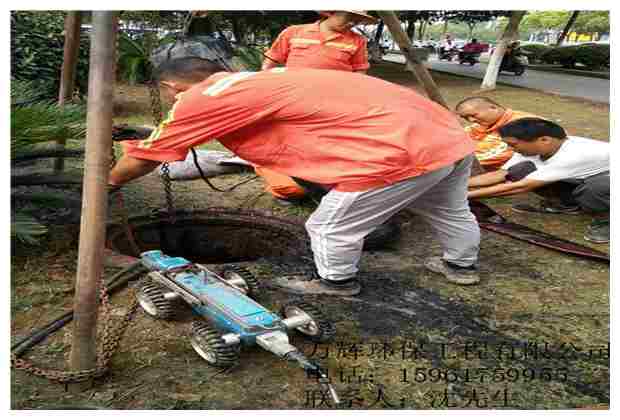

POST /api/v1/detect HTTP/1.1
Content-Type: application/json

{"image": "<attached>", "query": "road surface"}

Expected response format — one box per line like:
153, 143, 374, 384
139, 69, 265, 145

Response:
383, 53, 609, 104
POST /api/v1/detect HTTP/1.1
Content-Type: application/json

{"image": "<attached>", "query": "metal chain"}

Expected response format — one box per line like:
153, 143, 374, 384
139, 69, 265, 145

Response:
160, 160, 176, 224
11, 46, 165, 387
10, 138, 145, 384
148, 80, 176, 224
10, 281, 141, 384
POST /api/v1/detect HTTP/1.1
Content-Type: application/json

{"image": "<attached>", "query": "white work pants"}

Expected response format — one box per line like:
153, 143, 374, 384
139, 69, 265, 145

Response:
305, 155, 480, 281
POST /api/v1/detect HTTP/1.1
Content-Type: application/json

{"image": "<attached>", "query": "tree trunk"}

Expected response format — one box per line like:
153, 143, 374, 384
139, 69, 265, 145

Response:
54, 11, 82, 173
406, 19, 416, 41
441, 20, 448, 37
556, 11, 580, 46
230, 18, 246, 46
374, 20, 385, 44
468, 23, 476, 39
369, 21, 386, 62
378, 11, 448, 109
68, 11, 118, 393
379, 11, 485, 174
480, 11, 526, 91
418, 20, 426, 41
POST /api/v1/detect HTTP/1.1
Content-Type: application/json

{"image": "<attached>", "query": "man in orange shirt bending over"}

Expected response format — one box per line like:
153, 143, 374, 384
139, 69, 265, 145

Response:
455, 97, 539, 172
258, 10, 376, 204
110, 57, 481, 295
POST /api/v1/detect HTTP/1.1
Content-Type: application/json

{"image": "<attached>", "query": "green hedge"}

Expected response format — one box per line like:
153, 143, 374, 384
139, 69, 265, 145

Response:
520, 44, 552, 64
540, 43, 609, 70
574, 43, 610, 69
11, 11, 90, 99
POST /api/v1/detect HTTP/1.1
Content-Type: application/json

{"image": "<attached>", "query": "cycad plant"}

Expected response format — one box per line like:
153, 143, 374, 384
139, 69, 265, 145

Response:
11, 79, 87, 244
233, 45, 267, 71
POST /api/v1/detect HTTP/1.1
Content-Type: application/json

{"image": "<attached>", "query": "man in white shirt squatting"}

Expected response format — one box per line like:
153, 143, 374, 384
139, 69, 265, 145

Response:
468, 118, 610, 243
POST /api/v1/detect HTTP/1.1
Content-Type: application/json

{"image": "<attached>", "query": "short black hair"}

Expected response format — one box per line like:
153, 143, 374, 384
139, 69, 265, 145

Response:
154, 57, 226, 84
498, 118, 567, 141
471, 38, 478, 43
454, 96, 504, 111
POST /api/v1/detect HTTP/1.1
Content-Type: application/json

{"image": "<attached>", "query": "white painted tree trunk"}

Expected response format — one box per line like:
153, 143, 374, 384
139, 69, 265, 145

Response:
480, 11, 526, 90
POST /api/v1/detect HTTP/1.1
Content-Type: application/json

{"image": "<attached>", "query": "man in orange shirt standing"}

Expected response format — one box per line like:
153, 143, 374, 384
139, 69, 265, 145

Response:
110, 57, 481, 295
258, 11, 376, 204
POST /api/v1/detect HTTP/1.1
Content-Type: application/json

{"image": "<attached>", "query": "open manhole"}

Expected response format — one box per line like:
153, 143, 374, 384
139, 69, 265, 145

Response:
106, 208, 310, 264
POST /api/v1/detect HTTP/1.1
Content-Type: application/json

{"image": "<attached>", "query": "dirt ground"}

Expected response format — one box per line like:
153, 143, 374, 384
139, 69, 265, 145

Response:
11, 62, 609, 410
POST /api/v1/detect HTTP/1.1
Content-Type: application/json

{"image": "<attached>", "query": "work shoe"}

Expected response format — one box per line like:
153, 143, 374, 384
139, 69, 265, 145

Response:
271, 274, 361, 296
584, 219, 609, 244
424, 257, 480, 285
512, 201, 581, 215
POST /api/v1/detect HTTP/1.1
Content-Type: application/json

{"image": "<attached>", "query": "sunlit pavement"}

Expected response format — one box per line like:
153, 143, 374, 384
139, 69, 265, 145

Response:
383, 53, 609, 104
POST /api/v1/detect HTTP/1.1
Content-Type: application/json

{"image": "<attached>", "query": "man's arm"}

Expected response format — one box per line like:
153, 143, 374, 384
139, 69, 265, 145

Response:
262, 27, 291, 71
261, 58, 279, 71
468, 178, 549, 199
109, 155, 161, 186
468, 169, 508, 188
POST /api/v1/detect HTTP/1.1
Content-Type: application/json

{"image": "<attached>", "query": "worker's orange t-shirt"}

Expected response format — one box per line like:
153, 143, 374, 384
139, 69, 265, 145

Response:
124, 68, 473, 192
265, 21, 369, 72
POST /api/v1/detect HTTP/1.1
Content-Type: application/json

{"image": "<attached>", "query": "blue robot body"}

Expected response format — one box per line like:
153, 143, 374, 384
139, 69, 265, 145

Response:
141, 250, 282, 344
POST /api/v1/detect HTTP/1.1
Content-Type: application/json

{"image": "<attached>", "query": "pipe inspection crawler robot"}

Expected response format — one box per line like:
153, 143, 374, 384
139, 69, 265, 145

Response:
136, 250, 340, 404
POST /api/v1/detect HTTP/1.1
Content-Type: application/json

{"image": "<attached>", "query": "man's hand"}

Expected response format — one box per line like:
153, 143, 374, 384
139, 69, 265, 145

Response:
107, 183, 122, 194
261, 56, 280, 71
109, 155, 162, 186
469, 169, 508, 188
468, 178, 548, 199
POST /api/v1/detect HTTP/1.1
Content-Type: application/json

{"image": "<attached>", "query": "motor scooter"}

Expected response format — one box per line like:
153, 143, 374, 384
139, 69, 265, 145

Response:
500, 53, 528, 76
458, 50, 481, 66
438, 46, 459, 61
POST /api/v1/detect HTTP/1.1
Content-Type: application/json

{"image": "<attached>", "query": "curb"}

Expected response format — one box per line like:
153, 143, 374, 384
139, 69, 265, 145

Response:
423, 67, 608, 106
524, 65, 609, 80
387, 51, 609, 80
380, 57, 608, 106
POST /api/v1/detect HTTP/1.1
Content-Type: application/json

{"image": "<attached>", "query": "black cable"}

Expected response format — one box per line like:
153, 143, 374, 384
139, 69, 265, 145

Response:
261, 51, 282, 65
11, 262, 147, 356
190, 148, 258, 192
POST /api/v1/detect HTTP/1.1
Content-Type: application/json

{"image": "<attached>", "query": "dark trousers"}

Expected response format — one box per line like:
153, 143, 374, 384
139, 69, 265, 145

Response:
506, 161, 609, 213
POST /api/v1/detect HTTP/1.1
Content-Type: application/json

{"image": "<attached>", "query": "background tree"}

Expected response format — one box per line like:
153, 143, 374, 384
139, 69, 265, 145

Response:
211, 11, 318, 45
445, 10, 511, 40
480, 11, 527, 90
519, 11, 569, 42
11, 11, 91, 99
573, 11, 610, 35
397, 11, 444, 41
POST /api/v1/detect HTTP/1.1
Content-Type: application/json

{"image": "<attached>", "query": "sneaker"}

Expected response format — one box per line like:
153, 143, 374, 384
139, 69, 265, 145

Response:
512, 201, 581, 215
584, 219, 609, 244
271, 274, 361, 296
424, 257, 480, 285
